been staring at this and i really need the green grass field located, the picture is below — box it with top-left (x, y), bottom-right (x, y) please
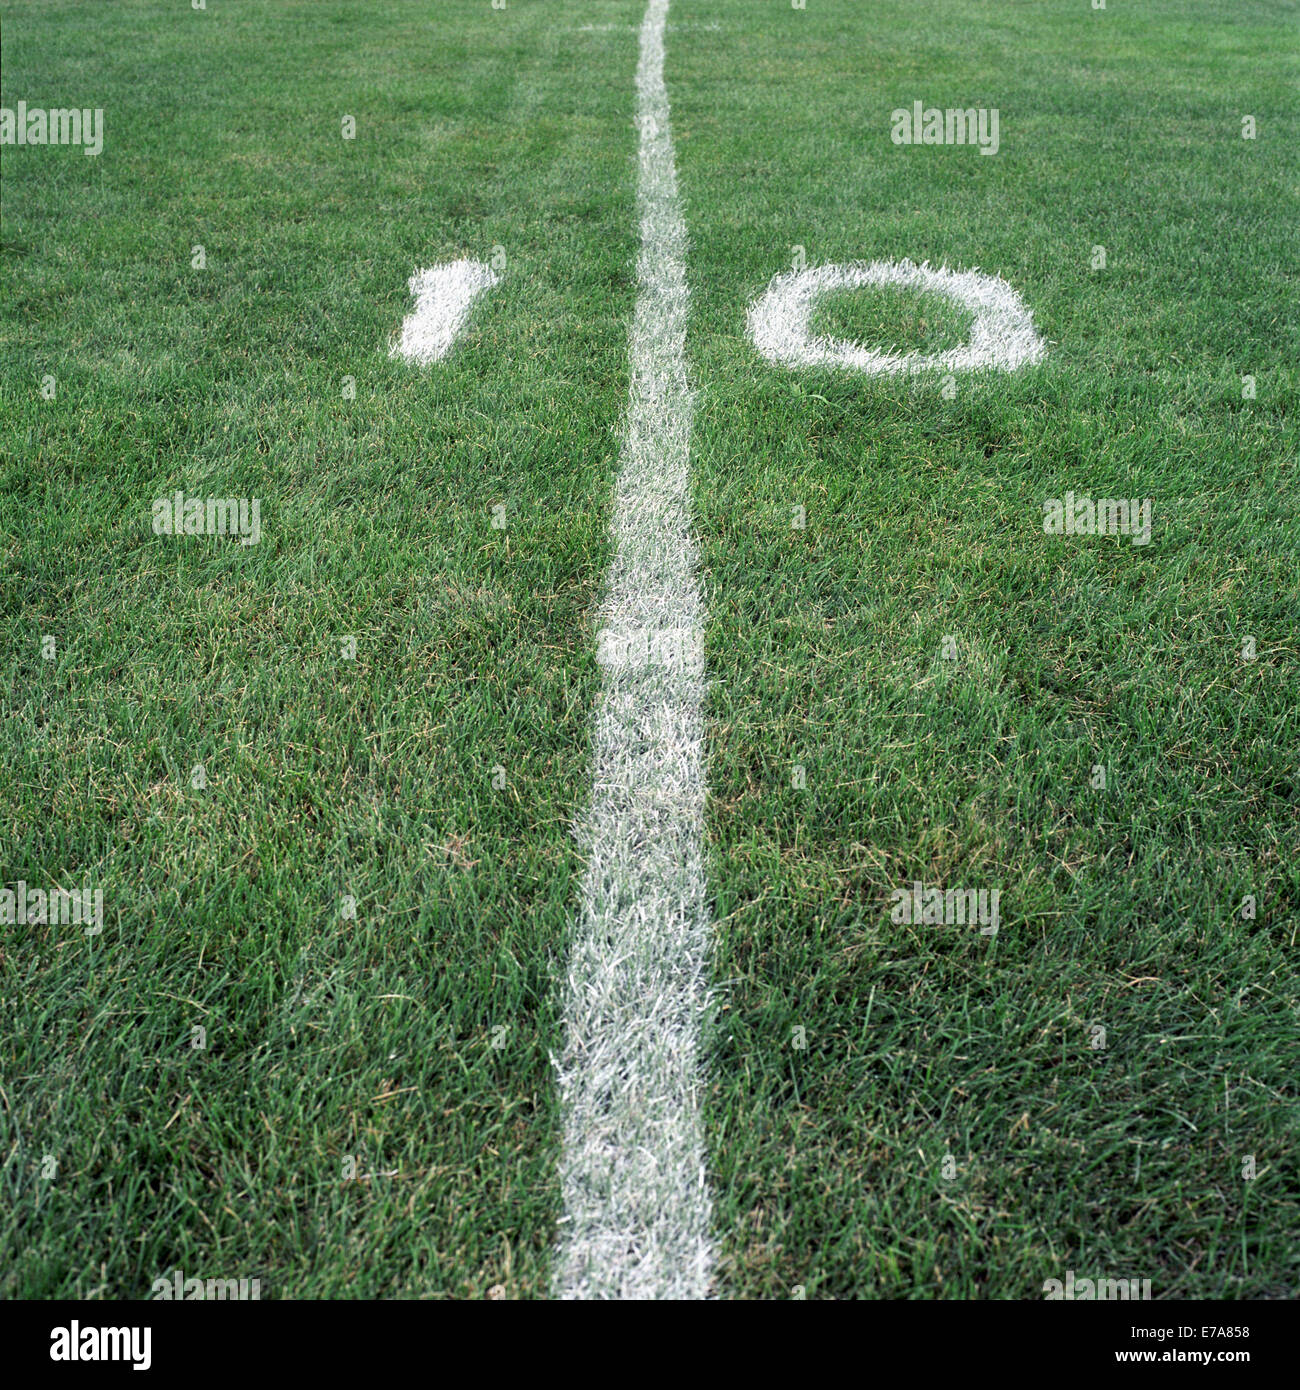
top-left (2, 0), bottom-right (1296, 1299)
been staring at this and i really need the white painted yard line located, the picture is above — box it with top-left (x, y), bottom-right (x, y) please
top-left (551, 0), bottom-right (713, 1301)
top-left (389, 259), bottom-right (498, 365)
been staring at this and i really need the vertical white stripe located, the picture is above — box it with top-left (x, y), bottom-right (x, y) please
top-left (551, 0), bottom-right (712, 1300)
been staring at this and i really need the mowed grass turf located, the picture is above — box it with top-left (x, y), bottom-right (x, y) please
top-left (1, 0), bottom-right (640, 1297)
top-left (1, 0), bottom-right (1296, 1302)
top-left (677, 0), bottom-right (1298, 1297)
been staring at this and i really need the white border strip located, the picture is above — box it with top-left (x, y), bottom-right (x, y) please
top-left (551, 0), bottom-right (713, 1300)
